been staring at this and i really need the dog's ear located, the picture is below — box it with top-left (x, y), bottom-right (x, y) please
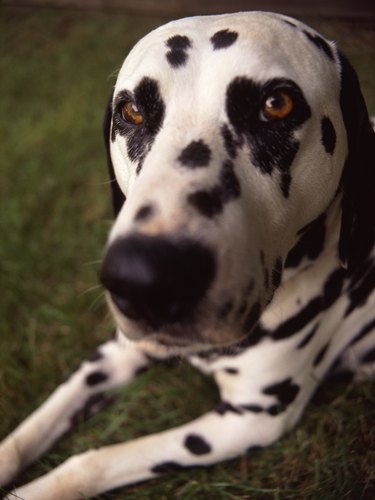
top-left (103, 89), bottom-right (126, 217)
top-left (338, 53), bottom-right (375, 270)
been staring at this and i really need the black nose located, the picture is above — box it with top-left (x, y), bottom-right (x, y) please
top-left (100, 234), bottom-right (216, 329)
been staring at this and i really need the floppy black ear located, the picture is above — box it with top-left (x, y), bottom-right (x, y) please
top-left (338, 53), bottom-right (375, 270)
top-left (103, 89), bottom-right (126, 217)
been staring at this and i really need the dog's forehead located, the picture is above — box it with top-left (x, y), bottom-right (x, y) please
top-left (115, 12), bottom-right (339, 101)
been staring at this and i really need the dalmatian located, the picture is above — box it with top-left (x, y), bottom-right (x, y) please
top-left (1, 11), bottom-right (375, 499)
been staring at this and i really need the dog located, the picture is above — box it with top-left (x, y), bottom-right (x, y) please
top-left (1, 11), bottom-right (374, 499)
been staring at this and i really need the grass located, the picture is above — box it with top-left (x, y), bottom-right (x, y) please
top-left (0, 7), bottom-right (374, 499)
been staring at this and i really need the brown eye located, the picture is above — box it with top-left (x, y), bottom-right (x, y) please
top-left (121, 101), bottom-right (144, 125)
top-left (262, 90), bottom-right (293, 120)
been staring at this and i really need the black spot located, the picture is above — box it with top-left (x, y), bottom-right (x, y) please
top-left (313, 342), bottom-right (330, 366)
top-left (221, 124), bottom-right (240, 158)
top-left (195, 346), bottom-right (223, 360)
top-left (87, 350), bottom-right (103, 362)
top-left (237, 300), bottom-right (248, 318)
top-left (246, 278), bottom-right (255, 295)
top-left (280, 172), bottom-right (292, 198)
top-left (283, 20), bottom-right (297, 28)
top-left (216, 401), bottom-right (242, 415)
top-left (112, 78), bottom-right (165, 173)
top-left (264, 268), bottom-right (270, 289)
top-left (273, 268), bottom-right (345, 341)
top-left (327, 369), bottom-right (354, 384)
top-left (70, 393), bottom-right (113, 427)
top-left (222, 401), bottom-right (286, 416)
top-left (86, 371), bottom-right (108, 386)
top-left (272, 298), bottom-right (320, 340)
top-left (165, 35), bottom-right (192, 68)
top-left (362, 347), bottom-right (375, 364)
top-left (296, 323), bottom-right (319, 348)
top-left (345, 260), bottom-right (375, 317)
top-left (166, 35), bottom-right (192, 50)
top-left (224, 367), bottom-right (239, 375)
top-left (329, 357), bottom-right (341, 373)
top-left (151, 461), bottom-right (186, 474)
top-left (236, 323), bottom-right (269, 350)
top-left (321, 117), bottom-right (336, 154)
top-left (272, 268), bottom-right (345, 342)
top-left (267, 404), bottom-right (282, 416)
top-left (178, 140), bottom-right (211, 168)
top-left (188, 160), bottom-right (240, 217)
top-left (242, 301), bottom-right (262, 333)
top-left (226, 77), bottom-right (311, 197)
top-left (272, 257), bottom-right (283, 288)
top-left (211, 29), bottom-right (238, 50)
top-left (260, 251), bottom-right (270, 289)
top-left (338, 53), bottom-right (375, 271)
top-left (104, 89), bottom-right (125, 216)
top-left (323, 267), bottom-right (346, 307)
top-left (241, 404), bottom-right (264, 413)
top-left (263, 378), bottom-right (300, 408)
top-left (285, 214), bottom-right (326, 268)
top-left (350, 317), bottom-right (375, 346)
top-left (134, 204), bottom-right (155, 222)
top-left (188, 187), bottom-right (223, 217)
top-left (184, 434), bottom-right (211, 455)
top-left (166, 50), bottom-right (188, 67)
top-left (226, 77), bottom-right (261, 138)
top-left (303, 31), bottom-right (334, 60)
top-left (260, 251), bottom-right (265, 266)
top-left (218, 300), bottom-right (233, 319)
top-left (220, 160), bottom-right (241, 201)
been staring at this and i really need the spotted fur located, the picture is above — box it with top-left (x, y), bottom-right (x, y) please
top-left (1, 12), bottom-right (374, 499)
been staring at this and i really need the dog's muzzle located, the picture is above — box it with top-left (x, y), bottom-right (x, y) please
top-left (100, 234), bottom-right (216, 330)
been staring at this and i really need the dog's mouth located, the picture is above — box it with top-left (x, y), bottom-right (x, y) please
top-left (100, 233), bottom-right (265, 350)
top-left (104, 284), bottom-right (264, 352)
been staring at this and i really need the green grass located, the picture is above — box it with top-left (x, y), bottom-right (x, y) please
top-left (0, 7), bottom-right (374, 499)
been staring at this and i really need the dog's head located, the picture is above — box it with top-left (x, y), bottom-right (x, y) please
top-left (100, 12), bottom-right (375, 350)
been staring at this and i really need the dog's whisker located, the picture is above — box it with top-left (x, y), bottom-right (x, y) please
top-left (79, 284), bottom-right (103, 297)
top-left (88, 291), bottom-right (108, 312)
top-left (82, 260), bottom-right (103, 267)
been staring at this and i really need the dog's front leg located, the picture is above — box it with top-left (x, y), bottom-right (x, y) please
top-left (9, 409), bottom-right (287, 500)
top-left (0, 332), bottom-right (153, 488)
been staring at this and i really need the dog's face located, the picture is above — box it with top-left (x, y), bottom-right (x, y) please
top-left (100, 12), bottom-right (349, 349)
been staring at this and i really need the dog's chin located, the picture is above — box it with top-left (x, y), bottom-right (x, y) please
top-left (108, 299), bottom-right (257, 355)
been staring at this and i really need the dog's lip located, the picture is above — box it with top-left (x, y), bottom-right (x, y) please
top-left (110, 301), bottom-right (261, 352)
top-left (119, 320), bottom-right (248, 352)
top-left (139, 334), bottom-right (239, 357)
top-left (107, 290), bottom-right (262, 350)
top-left (112, 310), bottom-right (234, 350)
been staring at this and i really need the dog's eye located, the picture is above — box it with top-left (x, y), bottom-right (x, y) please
top-left (121, 101), bottom-right (144, 125)
top-left (262, 90), bottom-right (293, 121)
